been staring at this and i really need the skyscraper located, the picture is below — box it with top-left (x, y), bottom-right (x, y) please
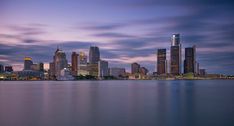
top-left (157, 49), bottom-right (167, 75)
top-left (49, 62), bottom-right (55, 79)
top-left (89, 46), bottom-right (100, 64)
top-left (139, 67), bottom-right (148, 75)
top-left (131, 62), bottom-right (140, 74)
top-left (98, 60), bottom-right (109, 78)
top-left (79, 51), bottom-right (87, 65)
top-left (53, 48), bottom-right (68, 77)
top-left (184, 45), bottom-right (196, 74)
top-left (170, 34), bottom-right (182, 75)
top-left (88, 63), bottom-right (98, 77)
top-left (24, 57), bottom-right (33, 70)
top-left (71, 52), bottom-right (78, 76)
top-left (171, 34), bottom-right (180, 46)
top-left (77, 52), bottom-right (88, 76)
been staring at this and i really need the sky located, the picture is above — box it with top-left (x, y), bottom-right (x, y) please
top-left (0, 0), bottom-right (234, 74)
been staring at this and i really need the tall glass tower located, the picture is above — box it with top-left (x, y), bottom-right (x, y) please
top-left (89, 46), bottom-right (100, 64)
top-left (54, 48), bottom-right (68, 77)
top-left (157, 49), bottom-right (167, 75)
top-left (184, 45), bottom-right (196, 74)
top-left (24, 57), bottom-right (33, 70)
top-left (170, 34), bottom-right (182, 75)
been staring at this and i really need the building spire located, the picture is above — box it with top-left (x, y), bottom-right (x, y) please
top-left (56, 45), bottom-right (60, 53)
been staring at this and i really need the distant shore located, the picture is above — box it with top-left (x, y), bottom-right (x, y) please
top-left (1, 78), bottom-right (234, 81)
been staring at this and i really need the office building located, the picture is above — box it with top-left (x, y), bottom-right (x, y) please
top-left (78, 64), bottom-right (89, 76)
top-left (30, 62), bottom-right (44, 71)
top-left (139, 67), bottom-right (148, 75)
top-left (88, 63), bottom-right (98, 77)
top-left (157, 49), bottom-right (167, 75)
top-left (109, 68), bottom-right (126, 78)
top-left (131, 62), bottom-right (140, 74)
top-left (31, 64), bottom-right (38, 71)
top-left (53, 48), bottom-right (68, 77)
top-left (57, 68), bottom-right (74, 81)
top-left (24, 57), bottom-right (33, 70)
top-left (184, 45), bottom-right (196, 74)
top-left (79, 52), bottom-right (87, 65)
top-left (17, 70), bottom-right (44, 80)
top-left (71, 52), bottom-right (78, 76)
top-left (98, 60), bottom-right (109, 78)
top-left (170, 34), bottom-right (182, 75)
top-left (5, 66), bottom-right (13, 72)
top-left (89, 46), bottom-right (100, 64)
top-left (49, 62), bottom-right (55, 79)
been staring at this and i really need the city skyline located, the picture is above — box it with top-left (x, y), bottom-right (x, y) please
top-left (1, 0), bottom-right (234, 74)
top-left (0, 37), bottom-right (207, 76)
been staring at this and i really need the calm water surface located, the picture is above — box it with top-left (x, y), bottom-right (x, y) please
top-left (0, 80), bottom-right (234, 126)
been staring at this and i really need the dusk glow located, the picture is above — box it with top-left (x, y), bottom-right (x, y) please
top-left (1, 1), bottom-right (234, 126)
top-left (0, 0), bottom-right (234, 74)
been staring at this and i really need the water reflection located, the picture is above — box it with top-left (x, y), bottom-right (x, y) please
top-left (0, 80), bottom-right (234, 126)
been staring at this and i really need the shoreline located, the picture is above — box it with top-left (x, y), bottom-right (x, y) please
top-left (1, 78), bottom-right (234, 81)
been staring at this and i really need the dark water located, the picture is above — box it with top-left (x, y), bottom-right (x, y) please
top-left (0, 80), bottom-right (234, 126)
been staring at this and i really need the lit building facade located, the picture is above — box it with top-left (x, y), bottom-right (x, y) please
top-left (157, 49), bottom-right (167, 75)
top-left (78, 64), bottom-right (89, 76)
top-left (170, 34), bottom-right (182, 75)
top-left (17, 70), bottom-right (44, 80)
top-left (88, 63), bottom-right (98, 77)
top-left (77, 52), bottom-right (89, 76)
top-left (79, 52), bottom-right (87, 65)
top-left (24, 57), bottom-right (33, 70)
top-left (57, 68), bottom-right (74, 80)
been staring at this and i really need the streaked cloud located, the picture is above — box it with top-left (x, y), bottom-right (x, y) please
top-left (0, 0), bottom-right (234, 74)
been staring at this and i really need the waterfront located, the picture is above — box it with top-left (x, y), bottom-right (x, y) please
top-left (0, 80), bottom-right (234, 126)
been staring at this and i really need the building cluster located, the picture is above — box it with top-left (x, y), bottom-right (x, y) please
top-left (0, 57), bottom-right (44, 80)
top-left (128, 63), bottom-right (149, 79)
top-left (2, 33), bottom-right (229, 81)
top-left (47, 46), bottom-right (126, 80)
top-left (156, 34), bottom-right (206, 78)
top-left (0, 64), bottom-right (15, 80)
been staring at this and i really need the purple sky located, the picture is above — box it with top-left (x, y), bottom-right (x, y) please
top-left (0, 0), bottom-right (234, 74)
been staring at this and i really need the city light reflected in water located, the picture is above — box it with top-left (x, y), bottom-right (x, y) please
top-left (0, 80), bottom-right (234, 126)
